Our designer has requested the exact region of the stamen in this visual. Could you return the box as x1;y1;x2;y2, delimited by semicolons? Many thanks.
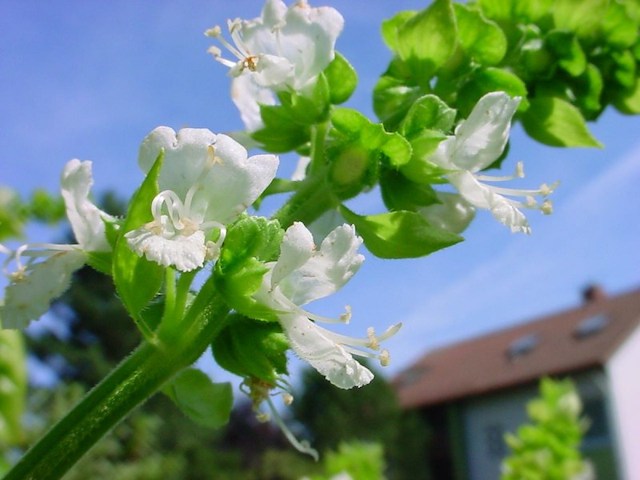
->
265;396;318;461
340;305;352;323
379;349;391;367
367;327;379;350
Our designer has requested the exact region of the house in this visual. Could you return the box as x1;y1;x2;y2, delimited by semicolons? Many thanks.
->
393;285;640;480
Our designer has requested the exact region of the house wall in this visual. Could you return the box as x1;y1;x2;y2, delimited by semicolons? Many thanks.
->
460;371;617;480
607;323;640;480
462;386;534;480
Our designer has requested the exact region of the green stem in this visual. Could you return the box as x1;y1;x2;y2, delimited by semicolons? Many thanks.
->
5;295;230;480
271;170;339;228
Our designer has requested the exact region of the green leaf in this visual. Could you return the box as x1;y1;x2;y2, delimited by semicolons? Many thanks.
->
546;30;586;77
614;77;640;114
399;94;456;138
603;0;639;48
165;368;233;429
521;96;602;147
553;0;608;40
324;53;358;105
380;134;412;169
573;63;603;118
478;0;513;22
380;169;439;212
512;0;554;23
401;130;448;184
327;108;411;199
373;74;422;129
0;330;26;444
212;315;288;383
381;10;417;51
339;206;462;259
396;0;457;79
113;152;164;321
454;4;507;66
252;105;311;153
457;67;528;117
612;49;637;88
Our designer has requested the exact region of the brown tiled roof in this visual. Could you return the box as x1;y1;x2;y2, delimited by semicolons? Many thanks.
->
394;286;640;409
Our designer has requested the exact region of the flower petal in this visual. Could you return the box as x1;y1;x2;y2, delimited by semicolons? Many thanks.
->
450;92;520;172
279;313;374;389
231;74;276;132
279;224;364;306
60;160;111;251
419;192;476;234
138;128;278;225
449;171;530;233
125;228;207;272
138;126;218;201
271;222;315;288
0;250;86;329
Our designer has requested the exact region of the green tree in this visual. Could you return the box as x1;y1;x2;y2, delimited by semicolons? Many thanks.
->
501;377;593;480
293;365;430;479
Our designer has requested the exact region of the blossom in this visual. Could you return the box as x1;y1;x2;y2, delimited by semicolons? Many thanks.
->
125;127;278;272
206;0;344;130
253;222;401;389
1;160;112;328
427;92;557;234
419;192;475;234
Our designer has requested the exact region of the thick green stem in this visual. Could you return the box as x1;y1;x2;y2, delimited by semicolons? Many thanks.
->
5;295;230;480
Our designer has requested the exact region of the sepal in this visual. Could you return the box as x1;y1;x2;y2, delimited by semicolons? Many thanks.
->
212;314;288;383
214;216;283;320
164;368;233;429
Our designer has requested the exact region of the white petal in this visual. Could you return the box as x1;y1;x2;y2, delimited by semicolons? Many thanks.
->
0;250;86;329
60;160;110;251
419;192;476;234
231;74;276;132
271;222;315;288
291;156;310;181
138;128;278;225
199;134;278;224
125;228;207;272
250;54;295;89
138;126;218;200
237;0;344;91
280;0;344;89
449;171;530;233
450;92;520;172
279;224;364;306
279;313;374;389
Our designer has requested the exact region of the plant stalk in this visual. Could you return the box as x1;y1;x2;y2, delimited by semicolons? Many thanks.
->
5;296;230;480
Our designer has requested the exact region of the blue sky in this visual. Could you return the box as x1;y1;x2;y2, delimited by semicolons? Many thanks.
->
2;0;640;380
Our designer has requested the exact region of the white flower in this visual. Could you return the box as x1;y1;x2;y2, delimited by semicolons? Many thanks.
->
418;192;476;234
428;92;557;234
206;0;344;130
1;160;112;328
125;127;278;272
254;222;401;389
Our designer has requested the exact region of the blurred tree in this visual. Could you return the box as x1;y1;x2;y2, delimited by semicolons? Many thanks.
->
292;365;431;480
